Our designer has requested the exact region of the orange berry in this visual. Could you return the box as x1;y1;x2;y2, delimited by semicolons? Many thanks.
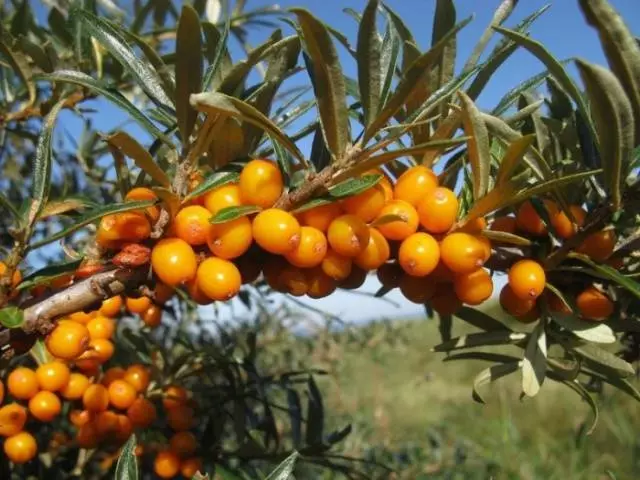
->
0;404;27;437
96;212;151;247
127;397;157;428
0;379;3;404
36;361;70;392
174;205;212;246
181;457;203;478
458;217;487;233
0;261;22;289
4;431;37;464
196;257;241;301
551;205;586;239
28;390;61;422
151;238;198;286
417;187;459;234
115;414;134;443
141;304;163;328
123;365;151;393
108;380;137;410
508;259;546;300
278;265;308;296
94;410;119;437
453;269;494;305
87;315;116;340
354;228;390;271
429;284;462;316
126;296;152;314
306;268;337;299
500;285;536;318
46;320;90;360
516;200;555;236
167;404;195;431
342;183;386;222
60;373;90;400
125;187;160;223
299;203;343;232
185;278;213;305
490;216;517;234
102;367;126;387
547;293;572;314
429;260;456;284
207;216;253;260
327;214;370;257
393;165;438;206
375;200;419;241
577;229;616;262
68;311;94;325
398;232;440;277
439;233;487;274
203;183;242;217
155;450;181;479
76;421;99;448
99;295;123;317
252;209;301;255
69;409;93;427
154;283;174;304
285;226;328;268
377;173;394;202
74;356;101;376
88;338;115;363
163;385;188;410
7;367;39;400
576;286;614;321
321;249;353;281
169;431;197;457
83;384;110;412
400;274;436;304
239;159;283;208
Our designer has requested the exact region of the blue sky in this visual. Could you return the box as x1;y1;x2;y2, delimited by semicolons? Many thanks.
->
40;0;640;323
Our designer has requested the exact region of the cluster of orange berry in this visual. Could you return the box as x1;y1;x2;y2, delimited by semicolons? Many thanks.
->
493;200;616;323
93;160;497;314
0;297;200;477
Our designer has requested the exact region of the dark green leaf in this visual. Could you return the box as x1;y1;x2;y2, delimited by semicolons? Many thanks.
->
305;376;324;446
370;214;406;228
455;306;512;332
264;451;299;480
444;352;521;364
202;17;230;91
429;0;456;124
481;229;531;246
183;172;239;203
0;307;24;329
328;174;381;198
472;362;521;404
0;36;35;106
210;205;261;224
290;197;333;214
0;193;20;220
114;434;138;480
569;253;640;300
496;134;536;185
433;331;526;352
17;258;84;292
459;91;491;199
573;342;635;378
357;0;382;127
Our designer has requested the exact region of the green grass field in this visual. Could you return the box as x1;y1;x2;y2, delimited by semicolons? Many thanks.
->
289;310;640;479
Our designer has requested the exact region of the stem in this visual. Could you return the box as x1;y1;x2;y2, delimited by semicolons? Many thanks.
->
274;165;337;211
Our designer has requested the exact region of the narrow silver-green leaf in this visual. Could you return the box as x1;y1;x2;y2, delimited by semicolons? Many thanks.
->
292;8;350;159
496;134;536;185
455;306;512;332
0;37;36;106
104;132;170;188
329;174;382;198
211;205;261;224
202;17;230;91
0;193;20;220
576;59;634;210
522;320;547;397
114;434;138;480
175;5;203;143
433;331;527;353
459;91;491;199
357;0;382;127
551;312;616;344
379;21;400;109
481;229;532;246
264;451;299;480
472;362;521;404
573;342;635;378
429;0;456;124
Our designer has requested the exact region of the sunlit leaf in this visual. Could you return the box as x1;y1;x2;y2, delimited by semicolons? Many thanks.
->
114;434;138;480
104;132;170;188
357;0;382;127
496;134;536;185
183;172;239;203
522;320;547;397
210;205;261;224
459;91;491;199
0;307;24;329
472;362;521;404
264;451;299;480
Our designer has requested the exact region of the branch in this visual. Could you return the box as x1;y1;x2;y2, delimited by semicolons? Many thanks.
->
274;165;336;211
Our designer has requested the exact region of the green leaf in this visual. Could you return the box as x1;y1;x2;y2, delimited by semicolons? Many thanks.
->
0;35;35;106
433;331;527;353
0;307;24;329
444;352;521;364
576;59;634;210
0;192;20;220
16;258;84;292
292;8;350;159
175;5;203;143
183;172;239;203
35;71;172;144
481;229;531;246
380;4;416;68
71;8;173;107
521;320;547;397
573;342;635;378
264;451;299;480
455;306;512;332
305;375;324;445
29;339;53;365
496;134;536;185
472;362;521;404
328;174;381;198
28;200;156;251
429;0;456;125
357;0;382;127
492;68;553;115
39;197;92;219
370;214;406;228
569;253;640;300
104;132;170;188
459;91;491;199
114;434;138;480
27;97;66;227
379;21;400;109
290;197;333;214
210;205;261;224
190;92;305;163
202;17;230;91
551;312;616;344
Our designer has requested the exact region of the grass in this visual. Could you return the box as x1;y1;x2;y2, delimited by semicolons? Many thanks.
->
290;310;640;479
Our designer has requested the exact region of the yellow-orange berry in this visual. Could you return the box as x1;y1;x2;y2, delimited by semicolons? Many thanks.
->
279;265;308;296
321;249;353;281
342;183;386;222
46;320;90;360
167;404;195;431
115;414;134;443
108;380;137;410
127;397;157;428
126;296;152;314
0;261;22;289
354;228;390;271
155;450;181;479
417;187;459;234
88;338;115;363
60;373;90;400
327;214;370;257
68;311;94;325
151;238;198;287
393;166;438;206
123;365;151;393
96;212;151;248
69;409;93;427
36;361;70;392
87;315;115;340
500;285;536;318
399;274;436;304
516;200;555;236
453;269;494;305
285;226;328;268
174;205;212;246
0;404;27;437
4;431;37;464
207;216;253;260
141;304;162;328
7;367;39;400
299;203;343;232
102;367;126;387
163;385;188;410
83;384;110;412
186;278;213;305
181;457;203;478
99;295;123;317
490;216;517;234
94;410;119;437
239;159;283;208
576;286;614;321
439;233;487;274
28;391;61;422
577;229;616;262
398;232;440;277
125;187;160;223
458;217;487;233
203;183;241;217
252;209;301;254
508;259;546;300
76;421;99;449
551;205;586;239
169;431;197;457
375;200;419;241
196;257;242;301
